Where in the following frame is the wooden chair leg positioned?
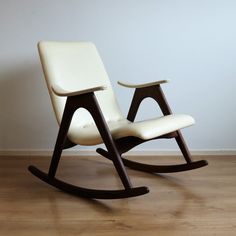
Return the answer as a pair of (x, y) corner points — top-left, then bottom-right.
(86, 93), (133, 189)
(48, 99), (75, 178)
(98, 85), (208, 174)
(28, 93), (149, 199)
(175, 131), (192, 164)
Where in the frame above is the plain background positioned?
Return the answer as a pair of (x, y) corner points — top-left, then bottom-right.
(0, 0), (235, 152)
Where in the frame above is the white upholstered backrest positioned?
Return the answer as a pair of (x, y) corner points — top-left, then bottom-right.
(38, 41), (123, 127)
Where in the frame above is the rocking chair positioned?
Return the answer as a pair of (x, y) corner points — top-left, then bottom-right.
(28, 41), (208, 199)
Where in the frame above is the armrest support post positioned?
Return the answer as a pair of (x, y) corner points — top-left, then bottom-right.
(49, 91), (133, 189)
(126, 85), (193, 163)
(127, 85), (172, 121)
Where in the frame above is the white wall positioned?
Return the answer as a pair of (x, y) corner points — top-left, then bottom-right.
(0, 0), (235, 152)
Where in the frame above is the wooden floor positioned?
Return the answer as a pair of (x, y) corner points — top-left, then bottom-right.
(0, 155), (236, 236)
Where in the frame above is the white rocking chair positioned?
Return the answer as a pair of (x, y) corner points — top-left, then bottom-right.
(28, 41), (207, 199)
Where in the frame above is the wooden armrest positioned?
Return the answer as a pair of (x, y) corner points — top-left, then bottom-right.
(117, 80), (169, 89)
(51, 84), (106, 97)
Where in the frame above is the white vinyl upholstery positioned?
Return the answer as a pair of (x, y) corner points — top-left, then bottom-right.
(118, 80), (169, 88)
(51, 83), (106, 97)
(38, 41), (195, 146)
(68, 114), (194, 145)
(38, 41), (124, 128)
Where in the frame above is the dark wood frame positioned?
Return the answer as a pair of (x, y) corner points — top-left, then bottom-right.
(28, 84), (207, 199)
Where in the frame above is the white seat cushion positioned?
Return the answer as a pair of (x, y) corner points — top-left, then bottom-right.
(67, 114), (195, 145)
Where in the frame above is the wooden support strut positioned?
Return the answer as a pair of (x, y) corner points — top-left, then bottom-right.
(28, 92), (149, 199)
(127, 85), (195, 164)
(97, 84), (208, 173)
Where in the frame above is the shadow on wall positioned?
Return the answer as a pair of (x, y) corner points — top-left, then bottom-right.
(0, 62), (57, 150)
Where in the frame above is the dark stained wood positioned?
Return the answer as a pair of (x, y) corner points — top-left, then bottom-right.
(29, 84), (207, 199)
(117, 84), (207, 171)
(97, 148), (207, 173)
(29, 92), (149, 199)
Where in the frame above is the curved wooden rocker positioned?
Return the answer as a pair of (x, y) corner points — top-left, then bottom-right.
(28, 165), (148, 199)
(28, 41), (207, 200)
(97, 148), (208, 173)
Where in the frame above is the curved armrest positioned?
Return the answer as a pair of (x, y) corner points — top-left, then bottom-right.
(118, 80), (169, 89)
(51, 84), (106, 97)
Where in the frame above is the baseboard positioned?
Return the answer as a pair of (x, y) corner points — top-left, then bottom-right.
(0, 149), (235, 157)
